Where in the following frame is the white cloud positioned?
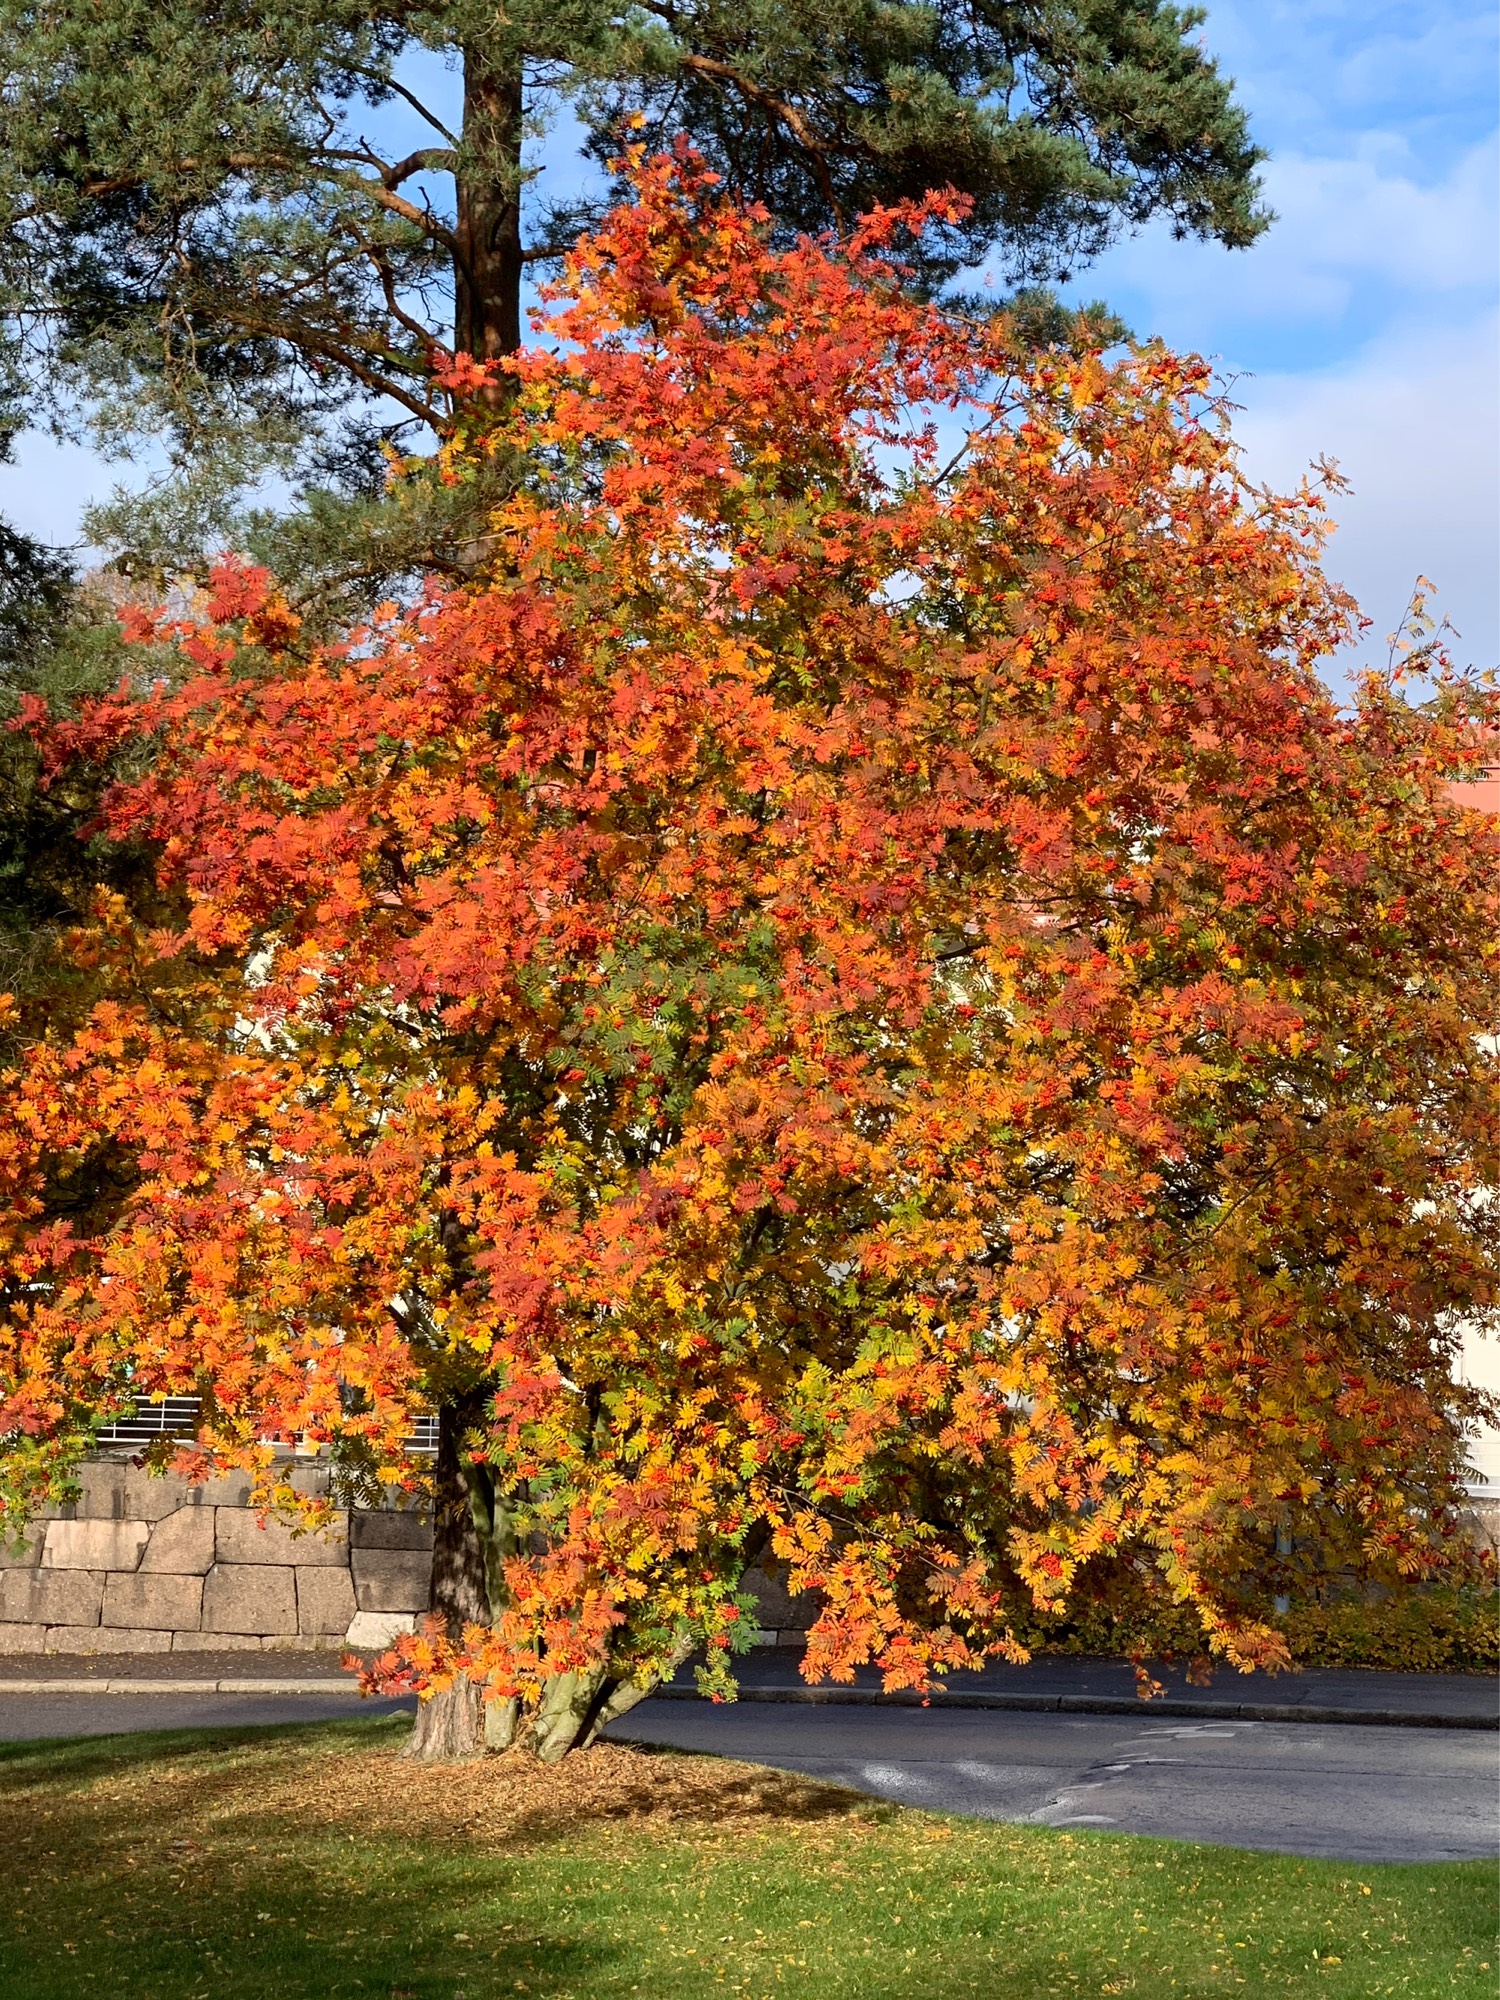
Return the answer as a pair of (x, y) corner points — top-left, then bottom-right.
(1329, 11), (1499, 116)
(1199, 1), (1498, 143)
(1255, 134), (1498, 296)
(1070, 133), (1498, 345)
(1053, 94), (1498, 696)
(1232, 309), (1500, 680)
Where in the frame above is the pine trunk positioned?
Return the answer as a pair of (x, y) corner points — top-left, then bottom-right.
(454, 48), (524, 400)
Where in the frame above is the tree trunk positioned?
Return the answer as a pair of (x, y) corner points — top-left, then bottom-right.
(454, 47), (524, 400)
(410, 1387), (696, 1761)
(407, 1392), (497, 1760)
(404, 1671), (484, 1759)
(581, 1670), (677, 1745)
(430, 1392), (492, 1633)
(522, 1633), (698, 1762)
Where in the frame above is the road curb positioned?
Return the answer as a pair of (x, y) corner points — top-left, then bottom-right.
(0, 1678), (366, 1697)
(0, 1677), (1492, 1729)
(651, 1684), (1500, 1729)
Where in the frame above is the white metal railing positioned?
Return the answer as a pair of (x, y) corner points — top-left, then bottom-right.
(91, 1395), (439, 1456)
(92, 1396), (202, 1448)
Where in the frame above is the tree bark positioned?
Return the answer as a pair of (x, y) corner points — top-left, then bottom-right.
(410, 1375), (704, 1760)
(454, 47), (524, 401)
(430, 1391), (493, 1634)
(581, 1668), (680, 1746)
(404, 1671), (484, 1759)
(521, 1633), (699, 1762)
(407, 1391), (497, 1760)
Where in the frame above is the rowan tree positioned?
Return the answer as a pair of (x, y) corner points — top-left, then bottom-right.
(0, 0), (1265, 585)
(2, 155), (1496, 1759)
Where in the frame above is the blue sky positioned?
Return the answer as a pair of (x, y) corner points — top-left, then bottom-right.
(1047, 0), (1500, 680)
(5, 1), (1496, 679)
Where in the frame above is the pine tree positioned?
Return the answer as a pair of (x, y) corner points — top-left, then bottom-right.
(0, 536), (173, 1057)
(0, 0), (1266, 561)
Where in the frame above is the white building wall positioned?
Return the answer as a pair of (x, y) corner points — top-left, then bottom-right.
(1458, 1318), (1500, 1488)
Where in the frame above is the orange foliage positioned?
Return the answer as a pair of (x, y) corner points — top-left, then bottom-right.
(3, 151), (1498, 1710)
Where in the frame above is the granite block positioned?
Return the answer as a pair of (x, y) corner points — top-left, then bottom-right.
(72, 1461), (129, 1518)
(350, 1509), (433, 1552)
(297, 1567), (357, 1637)
(0, 1569), (104, 1626)
(45, 1625), (173, 1654)
(42, 1519), (150, 1572)
(140, 1507), (216, 1574)
(350, 1549), (430, 1613)
(743, 1565), (818, 1632)
(201, 1563), (298, 1635)
(285, 1462), (334, 1497)
(122, 1468), (203, 1521)
(344, 1610), (417, 1649)
(215, 1510), (348, 1567)
(102, 1572), (204, 1631)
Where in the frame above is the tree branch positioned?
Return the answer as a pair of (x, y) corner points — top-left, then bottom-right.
(80, 154), (461, 255)
(671, 52), (846, 228)
(364, 70), (462, 148)
(326, 144), (460, 190)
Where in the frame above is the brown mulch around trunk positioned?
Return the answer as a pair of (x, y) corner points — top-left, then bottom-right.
(250, 1737), (868, 1843)
(2, 1731), (871, 1860)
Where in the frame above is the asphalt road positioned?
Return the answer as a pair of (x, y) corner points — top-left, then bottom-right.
(607, 1699), (1499, 1864)
(0, 1689), (1492, 1863)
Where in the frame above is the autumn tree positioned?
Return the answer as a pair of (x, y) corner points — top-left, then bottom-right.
(2, 156), (1497, 1760)
(0, 0), (1265, 588)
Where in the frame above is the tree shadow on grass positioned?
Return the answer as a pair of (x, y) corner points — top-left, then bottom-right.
(0, 1715), (885, 2000)
(1, 1717), (1491, 2000)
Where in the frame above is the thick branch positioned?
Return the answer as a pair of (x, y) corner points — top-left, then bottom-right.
(214, 307), (440, 424)
(321, 138), (458, 188)
(80, 153), (461, 255)
(674, 54), (844, 226)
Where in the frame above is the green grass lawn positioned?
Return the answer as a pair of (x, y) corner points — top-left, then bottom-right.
(0, 1717), (1493, 2000)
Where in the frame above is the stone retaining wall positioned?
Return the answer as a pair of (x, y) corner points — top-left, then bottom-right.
(0, 1456), (817, 1654)
(0, 1459), (431, 1655)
